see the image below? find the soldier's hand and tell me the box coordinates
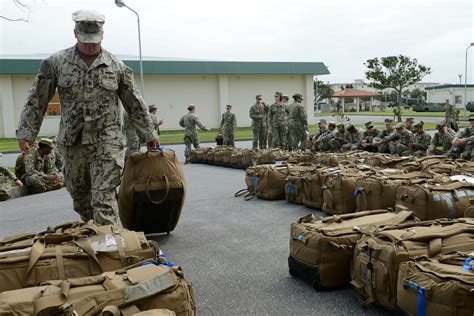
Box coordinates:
[18,139,35,154]
[159,119,164,125]
[15,179,23,187]
[147,138,160,150]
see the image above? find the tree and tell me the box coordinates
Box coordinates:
[410,88,426,101]
[314,80,334,104]
[364,55,431,121]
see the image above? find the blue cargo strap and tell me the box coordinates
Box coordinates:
[463,257,473,271]
[253,175,257,188]
[353,187,362,197]
[417,287,426,316]
[288,177,294,193]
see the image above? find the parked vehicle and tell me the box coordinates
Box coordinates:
[466,101,474,112]
[412,102,445,112]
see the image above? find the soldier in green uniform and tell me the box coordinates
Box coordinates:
[310,119,328,150]
[341,124,364,152]
[23,139,64,193]
[375,119,395,153]
[249,95,269,149]
[269,92,288,149]
[445,99,458,132]
[404,117,415,132]
[451,115,474,159]
[427,121,455,155]
[17,10,159,225]
[220,104,237,146]
[403,121,431,156]
[282,95,292,150]
[288,93,308,150]
[179,105,209,163]
[315,122,336,151]
[384,123,414,155]
[360,121,380,152]
[149,105,164,135]
[330,124,348,152]
[0,158,23,201]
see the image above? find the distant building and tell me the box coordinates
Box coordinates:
[426,84,474,107]
[327,80,439,95]
[0,55,329,138]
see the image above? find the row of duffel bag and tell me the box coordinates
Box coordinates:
[288,209,474,315]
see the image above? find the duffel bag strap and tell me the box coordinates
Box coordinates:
[145,175,170,205]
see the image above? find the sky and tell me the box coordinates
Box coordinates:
[0,0,473,84]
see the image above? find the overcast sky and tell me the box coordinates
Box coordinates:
[0,0,472,83]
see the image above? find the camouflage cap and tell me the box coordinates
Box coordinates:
[384,118,393,124]
[256,94,262,100]
[39,138,54,148]
[405,117,415,123]
[413,120,424,128]
[365,121,374,128]
[72,10,105,44]
[395,122,405,130]
[274,92,283,97]
[148,104,157,111]
[293,93,303,99]
[328,121,336,127]
[318,119,327,124]
[187,104,196,111]
[226,104,232,108]
[436,120,446,129]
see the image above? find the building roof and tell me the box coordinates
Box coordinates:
[331,89,380,98]
[425,84,474,90]
[0,55,330,75]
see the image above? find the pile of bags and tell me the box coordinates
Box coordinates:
[288,210,474,314]
[0,221,196,315]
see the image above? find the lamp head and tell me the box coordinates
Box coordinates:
[470,43,474,46]
[115,0,126,8]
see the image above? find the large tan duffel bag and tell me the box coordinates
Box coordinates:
[241,149,254,168]
[0,263,195,316]
[289,209,417,290]
[119,150,186,234]
[284,164,317,204]
[301,167,339,209]
[254,164,289,200]
[0,221,159,292]
[230,151,243,168]
[396,252,474,316]
[351,219,474,310]
[395,181,474,220]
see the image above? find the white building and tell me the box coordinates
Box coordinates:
[425,84,474,108]
[0,56,329,138]
[327,80,439,95]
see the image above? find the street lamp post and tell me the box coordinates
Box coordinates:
[464,43,474,117]
[115,0,145,97]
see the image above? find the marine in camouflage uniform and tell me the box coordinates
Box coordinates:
[451,115,474,159]
[360,121,380,152]
[383,123,414,156]
[404,117,415,133]
[220,104,237,146]
[330,124,348,152]
[179,105,208,163]
[269,92,289,149]
[0,161,23,201]
[426,121,455,155]
[375,119,395,153]
[288,93,308,150]
[310,119,329,150]
[249,95,269,149]
[444,99,458,132]
[149,104,163,135]
[315,122,336,151]
[341,124,364,152]
[402,121,431,156]
[16,11,159,225]
[23,139,64,193]
[282,95,292,150]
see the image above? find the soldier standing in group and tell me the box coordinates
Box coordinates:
[288,93,308,150]
[445,99,458,132]
[282,95,292,149]
[360,121,380,152]
[22,139,64,193]
[404,117,415,132]
[341,124,364,152]
[220,104,237,146]
[384,123,414,155]
[249,95,269,149]
[330,124,348,152]
[403,121,431,156]
[451,115,474,159]
[426,121,456,155]
[268,92,288,148]
[16,10,159,225]
[149,105,164,135]
[374,119,395,153]
[179,105,209,164]
[315,122,336,151]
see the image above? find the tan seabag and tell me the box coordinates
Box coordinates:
[301,167,339,209]
[397,252,474,316]
[289,210,417,289]
[0,263,195,316]
[0,221,159,293]
[351,219,474,310]
[254,164,289,200]
[284,164,317,204]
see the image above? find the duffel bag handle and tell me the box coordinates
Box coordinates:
[145,175,170,205]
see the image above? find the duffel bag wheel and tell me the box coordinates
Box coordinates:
[289,268,297,277]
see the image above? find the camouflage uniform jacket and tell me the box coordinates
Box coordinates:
[313,127,329,141]
[362,129,381,143]
[378,128,395,140]
[431,128,455,150]
[179,113,207,136]
[319,130,336,143]
[383,130,414,146]
[456,127,474,144]
[288,102,308,129]
[220,112,237,133]
[269,103,289,128]
[17,46,158,146]
[249,104,269,128]
[412,132,432,150]
[24,148,55,178]
[333,131,348,144]
[445,103,456,124]
[0,165,17,181]
[345,129,364,146]
[151,114,161,135]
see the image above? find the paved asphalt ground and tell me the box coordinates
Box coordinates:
[0,141,389,315]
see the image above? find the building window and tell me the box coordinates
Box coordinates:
[455,95,463,104]
[45,90,61,116]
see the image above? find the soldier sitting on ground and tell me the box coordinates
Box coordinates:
[402,121,431,156]
[314,122,336,151]
[179,105,209,164]
[404,117,415,132]
[383,123,414,156]
[341,124,363,152]
[21,139,64,193]
[330,124,348,152]
[375,119,395,153]
[0,158,23,201]
[220,104,237,146]
[360,121,380,152]
[310,119,329,149]
[451,115,474,159]
[426,121,455,156]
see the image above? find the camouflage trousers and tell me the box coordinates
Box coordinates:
[272,125,287,149]
[252,125,267,149]
[330,139,347,152]
[401,149,426,157]
[378,142,391,154]
[222,130,235,147]
[0,176,11,201]
[267,129,272,149]
[62,140,124,226]
[426,148,450,156]
[124,130,141,160]
[25,173,64,193]
[389,143,409,156]
[291,127,308,150]
[460,143,474,160]
[184,133,200,160]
